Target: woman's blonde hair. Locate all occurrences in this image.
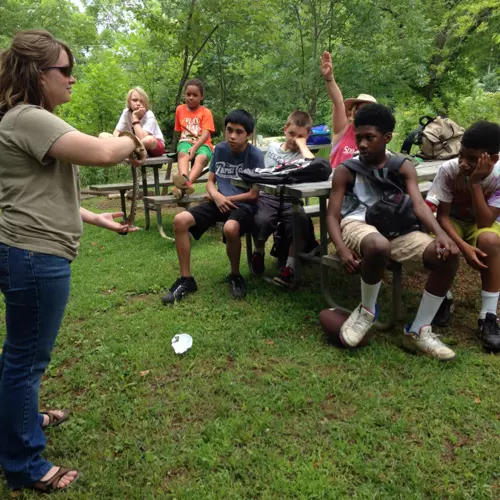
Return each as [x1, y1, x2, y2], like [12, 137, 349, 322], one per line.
[127, 87, 150, 111]
[0, 29, 74, 119]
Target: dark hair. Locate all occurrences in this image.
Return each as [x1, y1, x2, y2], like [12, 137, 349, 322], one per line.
[286, 110, 313, 130]
[185, 78, 204, 96]
[462, 121, 500, 154]
[0, 29, 74, 118]
[224, 109, 255, 134]
[354, 103, 396, 134]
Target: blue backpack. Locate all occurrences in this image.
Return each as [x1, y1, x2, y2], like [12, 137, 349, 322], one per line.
[307, 124, 331, 146]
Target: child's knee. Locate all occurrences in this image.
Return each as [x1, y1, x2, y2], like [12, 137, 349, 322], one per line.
[361, 234, 391, 259]
[477, 231, 500, 254]
[223, 220, 241, 239]
[173, 212, 193, 231]
[142, 136, 157, 149]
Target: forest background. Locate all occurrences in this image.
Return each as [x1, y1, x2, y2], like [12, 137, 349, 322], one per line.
[1, 0, 500, 186]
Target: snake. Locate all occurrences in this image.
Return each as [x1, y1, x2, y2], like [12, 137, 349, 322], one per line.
[98, 131, 145, 236]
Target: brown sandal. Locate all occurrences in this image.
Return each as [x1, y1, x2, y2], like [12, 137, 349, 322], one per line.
[32, 467, 79, 493]
[40, 409, 69, 429]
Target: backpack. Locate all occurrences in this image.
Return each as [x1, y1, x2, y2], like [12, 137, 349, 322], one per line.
[307, 124, 331, 146]
[341, 156, 422, 238]
[239, 158, 331, 185]
[401, 116, 464, 160]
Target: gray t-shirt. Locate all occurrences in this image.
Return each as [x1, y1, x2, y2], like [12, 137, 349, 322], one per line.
[265, 142, 301, 168]
[0, 105, 82, 260]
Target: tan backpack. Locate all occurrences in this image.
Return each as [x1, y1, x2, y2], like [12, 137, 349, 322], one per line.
[401, 116, 464, 160]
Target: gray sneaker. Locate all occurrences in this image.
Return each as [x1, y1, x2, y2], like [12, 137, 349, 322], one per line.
[403, 325, 456, 361]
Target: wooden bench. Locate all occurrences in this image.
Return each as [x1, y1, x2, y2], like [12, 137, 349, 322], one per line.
[142, 190, 208, 239]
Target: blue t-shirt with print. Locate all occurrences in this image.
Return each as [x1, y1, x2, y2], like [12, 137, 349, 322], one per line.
[209, 142, 264, 202]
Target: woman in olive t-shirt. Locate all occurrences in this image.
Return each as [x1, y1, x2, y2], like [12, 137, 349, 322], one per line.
[0, 30, 145, 493]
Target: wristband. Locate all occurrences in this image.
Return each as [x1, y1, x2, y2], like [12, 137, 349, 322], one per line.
[324, 78, 333, 82]
[132, 121, 140, 125]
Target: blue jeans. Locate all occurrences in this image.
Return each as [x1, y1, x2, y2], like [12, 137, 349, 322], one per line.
[0, 243, 71, 489]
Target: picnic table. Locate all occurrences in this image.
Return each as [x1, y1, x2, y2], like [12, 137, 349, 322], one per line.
[90, 155, 209, 238]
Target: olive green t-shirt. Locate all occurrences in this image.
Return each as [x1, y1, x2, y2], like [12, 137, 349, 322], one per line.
[0, 105, 82, 261]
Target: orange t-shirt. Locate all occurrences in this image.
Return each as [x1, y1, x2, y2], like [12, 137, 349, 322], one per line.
[174, 104, 215, 151]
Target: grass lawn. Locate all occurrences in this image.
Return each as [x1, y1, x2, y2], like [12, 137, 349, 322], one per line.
[1, 197, 499, 499]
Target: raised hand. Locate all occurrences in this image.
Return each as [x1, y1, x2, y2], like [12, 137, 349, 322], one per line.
[320, 51, 333, 80]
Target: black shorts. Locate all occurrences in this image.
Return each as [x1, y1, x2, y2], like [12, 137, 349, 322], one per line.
[252, 194, 308, 241]
[188, 201, 255, 240]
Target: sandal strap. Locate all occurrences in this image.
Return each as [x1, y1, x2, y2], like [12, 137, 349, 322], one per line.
[33, 467, 78, 492]
[41, 409, 69, 427]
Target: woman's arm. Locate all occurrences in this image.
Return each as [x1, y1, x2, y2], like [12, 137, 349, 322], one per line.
[49, 131, 140, 166]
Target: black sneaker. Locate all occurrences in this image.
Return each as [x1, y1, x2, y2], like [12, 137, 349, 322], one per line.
[273, 266, 294, 287]
[251, 252, 265, 276]
[162, 277, 197, 304]
[432, 297, 454, 327]
[477, 313, 500, 352]
[228, 274, 246, 299]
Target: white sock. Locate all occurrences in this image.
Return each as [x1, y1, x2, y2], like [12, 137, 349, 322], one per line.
[479, 290, 499, 319]
[409, 290, 444, 334]
[446, 290, 453, 300]
[361, 278, 381, 314]
[286, 256, 295, 269]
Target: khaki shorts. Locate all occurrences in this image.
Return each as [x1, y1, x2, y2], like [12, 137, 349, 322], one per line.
[341, 219, 434, 269]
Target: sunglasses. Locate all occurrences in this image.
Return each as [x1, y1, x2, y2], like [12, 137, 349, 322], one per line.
[41, 66, 73, 78]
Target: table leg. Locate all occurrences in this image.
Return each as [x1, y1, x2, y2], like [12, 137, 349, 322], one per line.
[119, 190, 127, 218]
[291, 200, 302, 290]
[319, 196, 328, 256]
[141, 166, 150, 230]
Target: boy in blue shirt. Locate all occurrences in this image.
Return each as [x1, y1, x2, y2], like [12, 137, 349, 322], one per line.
[162, 109, 264, 303]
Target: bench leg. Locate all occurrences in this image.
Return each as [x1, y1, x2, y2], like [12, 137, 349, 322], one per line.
[374, 264, 402, 331]
[319, 196, 328, 256]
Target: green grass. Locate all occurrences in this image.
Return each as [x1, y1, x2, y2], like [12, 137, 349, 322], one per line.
[1, 198, 499, 499]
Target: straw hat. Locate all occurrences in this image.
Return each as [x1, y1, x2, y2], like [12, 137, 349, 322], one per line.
[344, 93, 377, 114]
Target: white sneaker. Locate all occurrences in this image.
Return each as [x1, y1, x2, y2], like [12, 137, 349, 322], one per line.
[339, 303, 377, 347]
[402, 325, 456, 361]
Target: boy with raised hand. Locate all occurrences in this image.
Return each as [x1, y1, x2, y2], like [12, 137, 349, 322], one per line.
[162, 109, 264, 304]
[251, 110, 315, 286]
[326, 103, 460, 360]
[428, 121, 500, 352]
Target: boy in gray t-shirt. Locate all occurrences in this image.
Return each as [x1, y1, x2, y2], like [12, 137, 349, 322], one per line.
[251, 111, 315, 286]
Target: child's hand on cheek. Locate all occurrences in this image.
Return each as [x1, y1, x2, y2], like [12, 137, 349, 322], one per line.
[132, 107, 146, 120]
[470, 152, 494, 184]
[294, 137, 307, 149]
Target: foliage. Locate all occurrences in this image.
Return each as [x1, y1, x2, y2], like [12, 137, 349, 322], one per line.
[1, 0, 500, 146]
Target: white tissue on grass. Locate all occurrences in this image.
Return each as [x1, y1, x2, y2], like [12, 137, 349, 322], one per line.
[171, 333, 193, 354]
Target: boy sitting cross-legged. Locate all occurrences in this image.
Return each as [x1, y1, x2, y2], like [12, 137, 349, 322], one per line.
[162, 109, 264, 304]
[428, 121, 500, 352]
[251, 110, 315, 286]
[326, 103, 460, 360]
